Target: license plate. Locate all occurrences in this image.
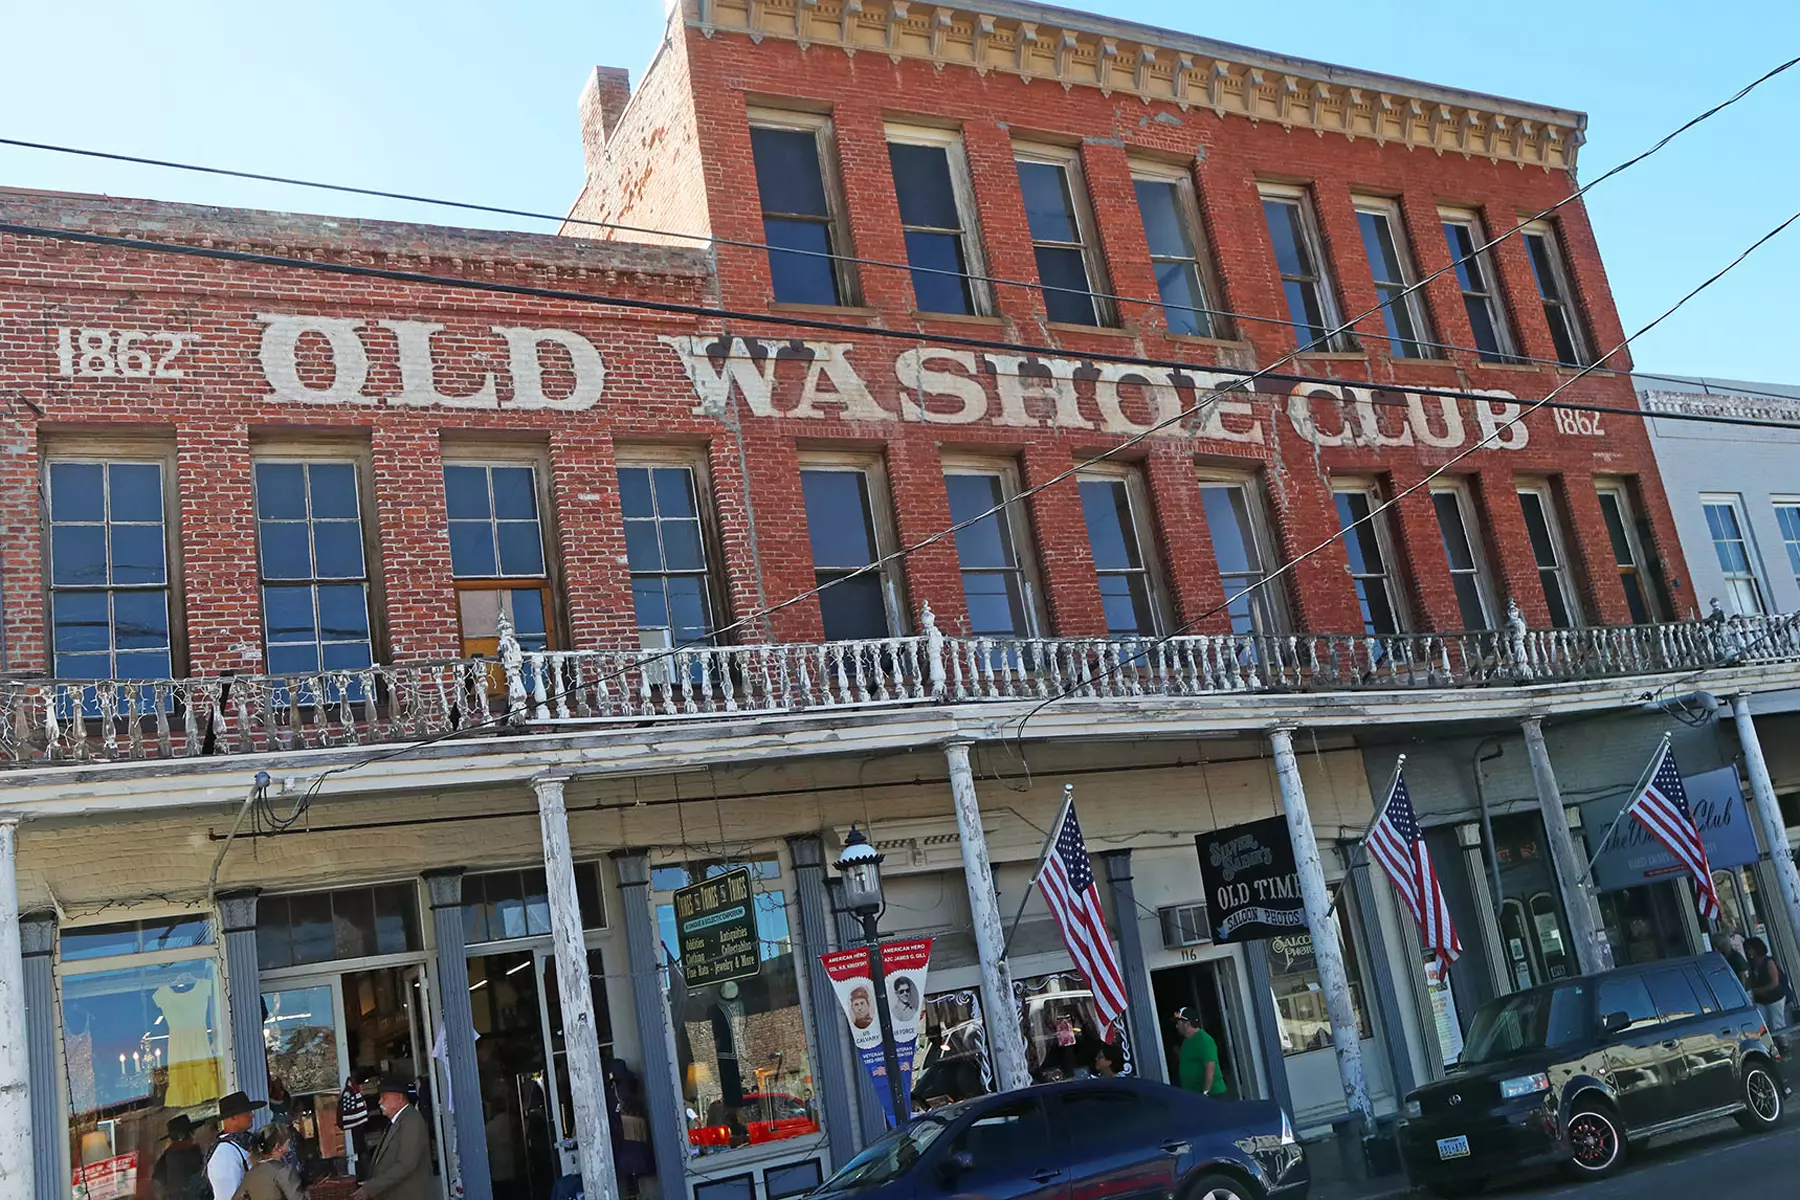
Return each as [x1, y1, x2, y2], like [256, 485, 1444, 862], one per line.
[1436, 1135, 1470, 1160]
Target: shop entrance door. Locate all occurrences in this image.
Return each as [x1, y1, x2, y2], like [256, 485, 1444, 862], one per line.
[1150, 960, 1254, 1099]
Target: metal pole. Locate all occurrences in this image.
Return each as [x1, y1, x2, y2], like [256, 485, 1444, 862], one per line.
[533, 777, 618, 1200]
[0, 819, 31, 1200]
[944, 741, 1032, 1091]
[1269, 726, 1374, 1135]
[1734, 695, 1800, 953]
[862, 916, 911, 1127]
[1003, 784, 1072, 957]
[1520, 718, 1612, 975]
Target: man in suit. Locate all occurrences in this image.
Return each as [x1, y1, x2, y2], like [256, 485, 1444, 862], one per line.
[354, 1073, 432, 1200]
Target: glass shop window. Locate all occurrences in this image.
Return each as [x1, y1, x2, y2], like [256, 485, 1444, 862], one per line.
[1266, 923, 1372, 1055]
[462, 864, 606, 943]
[256, 884, 422, 971]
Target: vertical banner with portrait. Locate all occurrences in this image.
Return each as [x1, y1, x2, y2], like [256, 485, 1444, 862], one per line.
[820, 937, 932, 1126]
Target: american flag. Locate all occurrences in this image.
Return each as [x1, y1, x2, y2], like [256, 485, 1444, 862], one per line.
[1038, 795, 1129, 1040]
[1627, 742, 1722, 920]
[1367, 771, 1463, 965]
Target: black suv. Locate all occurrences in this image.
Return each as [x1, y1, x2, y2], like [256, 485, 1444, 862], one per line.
[1398, 952, 1784, 1193]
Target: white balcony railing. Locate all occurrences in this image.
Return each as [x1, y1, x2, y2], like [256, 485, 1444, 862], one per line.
[2, 602, 1796, 768]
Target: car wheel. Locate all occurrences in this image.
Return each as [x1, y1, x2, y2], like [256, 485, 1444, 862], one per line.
[1735, 1060, 1784, 1131]
[1188, 1172, 1261, 1200]
[1564, 1103, 1626, 1179]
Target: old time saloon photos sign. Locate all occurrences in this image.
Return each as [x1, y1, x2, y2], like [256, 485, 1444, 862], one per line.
[673, 867, 761, 986]
[1195, 816, 1307, 943]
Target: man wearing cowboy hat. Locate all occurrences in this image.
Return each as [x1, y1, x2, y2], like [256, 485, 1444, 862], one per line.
[207, 1091, 266, 1199]
[151, 1114, 204, 1200]
[355, 1072, 431, 1200]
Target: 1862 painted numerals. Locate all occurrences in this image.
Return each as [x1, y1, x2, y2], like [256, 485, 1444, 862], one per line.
[53, 327, 197, 379]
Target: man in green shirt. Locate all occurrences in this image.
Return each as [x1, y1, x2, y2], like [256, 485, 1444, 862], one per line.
[1174, 1007, 1229, 1097]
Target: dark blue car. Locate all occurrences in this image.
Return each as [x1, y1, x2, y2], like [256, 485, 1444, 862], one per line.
[807, 1077, 1309, 1200]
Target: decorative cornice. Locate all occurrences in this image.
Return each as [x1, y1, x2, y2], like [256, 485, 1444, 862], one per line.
[688, 0, 1585, 169]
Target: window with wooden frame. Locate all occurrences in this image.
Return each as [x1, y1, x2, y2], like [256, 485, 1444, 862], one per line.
[1594, 480, 1664, 624]
[1014, 144, 1116, 327]
[1131, 161, 1230, 340]
[1516, 479, 1584, 628]
[942, 458, 1045, 637]
[1353, 196, 1435, 359]
[1429, 479, 1499, 630]
[617, 451, 723, 650]
[43, 444, 181, 684]
[443, 457, 555, 659]
[1196, 469, 1288, 635]
[1700, 493, 1767, 616]
[1521, 220, 1592, 367]
[1330, 478, 1410, 635]
[887, 123, 992, 317]
[1077, 465, 1168, 637]
[749, 108, 859, 307]
[1259, 184, 1353, 353]
[1440, 208, 1516, 363]
[798, 452, 905, 641]
[252, 455, 377, 680]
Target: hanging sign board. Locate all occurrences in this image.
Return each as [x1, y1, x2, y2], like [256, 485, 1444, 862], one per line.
[1195, 815, 1306, 942]
[673, 867, 761, 986]
[1580, 766, 1761, 893]
[821, 937, 933, 1127]
[1424, 956, 1464, 1065]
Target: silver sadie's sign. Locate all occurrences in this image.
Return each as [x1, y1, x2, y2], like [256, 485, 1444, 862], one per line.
[1195, 815, 1307, 943]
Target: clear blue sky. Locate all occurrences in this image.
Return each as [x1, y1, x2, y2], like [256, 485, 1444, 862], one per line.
[2, 0, 1795, 381]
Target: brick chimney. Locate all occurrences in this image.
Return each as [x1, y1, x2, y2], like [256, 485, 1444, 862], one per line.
[578, 66, 632, 180]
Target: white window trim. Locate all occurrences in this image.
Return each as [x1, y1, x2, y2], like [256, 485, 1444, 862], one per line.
[886, 122, 994, 317]
[1700, 492, 1769, 616]
[1130, 159, 1229, 340]
[1774, 495, 1800, 595]
[614, 446, 728, 650]
[1594, 480, 1661, 623]
[1258, 182, 1353, 353]
[1515, 479, 1584, 628]
[796, 449, 908, 637]
[1076, 462, 1172, 637]
[1520, 220, 1592, 367]
[747, 106, 860, 307]
[1439, 207, 1517, 361]
[1351, 196, 1435, 358]
[942, 456, 1047, 637]
[1429, 479, 1500, 629]
[1013, 143, 1117, 328]
[1195, 467, 1290, 633]
[1330, 477, 1411, 634]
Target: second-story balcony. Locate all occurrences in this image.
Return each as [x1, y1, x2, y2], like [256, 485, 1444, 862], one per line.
[3, 603, 1798, 770]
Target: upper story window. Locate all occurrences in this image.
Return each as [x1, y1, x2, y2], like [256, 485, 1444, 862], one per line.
[444, 460, 552, 658]
[800, 455, 904, 640]
[749, 111, 858, 307]
[45, 457, 174, 681]
[887, 125, 989, 316]
[944, 461, 1043, 637]
[1595, 481, 1662, 624]
[619, 456, 719, 649]
[1521, 221, 1591, 367]
[1131, 164, 1228, 339]
[1441, 209, 1516, 363]
[1517, 481, 1583, 628]
[1331, 480, 1409, 635]
[1198, 471, 1286, 635]
[1430, 479, 1499, 630]
[1260, 185, 1352, 353]
[254, 459, 375, 679]
[1015, 147, 1115, 327]
[1078, 467, 1166, 637]
[1776, 499, 1800, 596]
[1701, 494, 1766, 615]
[1354, 197, 1434, 359]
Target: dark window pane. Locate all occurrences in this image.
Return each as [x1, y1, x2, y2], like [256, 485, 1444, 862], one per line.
[576, 863, 606, 930]
[485, 870, 527, 939]
[497, 521, 545, 576]
[1153, 261, 1209, 337]
[50, 463, 105, 522]
[321, 640, 372, 672]
[1283, 280, 1328, 345]
[311, 521, 366, 579]
[511, 589, 549, 641]
[665, 576, 712, 642]
[373, 884, 419, 954]
[50, 525, 107, 586]
[751, 127, 830, 216]
[108, 463, 162, 518]
[1059, 1090, 1154, 1154]
[112, 591, 169, 649]
[819, 573, 890, 641]
[1201, 486, 1257, 575]
[1450, 575, 1488, 630]
[491, 466, 539, 520]
[52, 592, 110, 652]
[1622, 576, 1650, 626]
[950, 1099, 1051, 1171]
[1432, 493, 1476, 572]
[619, 467, 654, 518]
[1263, 200, 1309, 278]
[631, 579, 669, 629]
[264, 586, 317, 644]
[257, 462, 308, 521]
[60, 922, 141, 961]
[653, 468, 697, 518]
[1545, 306, 1581, 366]
[1098, 573, 1154, 635]
[1445, 223, 1482, 292]
[54, 652, 109, 679]
[963, 572, 1026, 636]
[764, 218, 841, 306]
[1464, 296, 1504, 360]
[259, 523, 313, 581]
[1358, 211, 1404, 285]
[333, 887, 376, 959]
[660, 520, 705, 571]
[802, 470, 878, 568]
[256, 898, 294, 971]
[623, 520, 663, 572]
[1518, 493, 1560, 569]
[1035, 247, 1096, 325]
[1079, 480, 1140, 571]
[267, 643, 321, 676]
[109, 524, 166, 586]
[1355, 578, 1399, 636]
[946, 475, 1012, 568]
[317, 585, 371, 641]
[449, 521, 497, 577]
[1017, 162, 1078, 243]
[1596, 975, 1658, 1030]
[1540, 569, 1572, 628]
[307, 463, 359, 519]
[904, 231, 974, 315]
[443, 465, 490, 520]
[1135, 180, 1193, 259]
[113, 648, 171, 680]
[889, 142, 961, 229]
[1597, 495, 1634, 566]
[1524, 233, 1560, 299]
[287, 892, 335, 966]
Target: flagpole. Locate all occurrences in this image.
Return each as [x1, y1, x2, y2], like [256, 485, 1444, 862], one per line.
[1327, 753, 1404, 918]
[1001, 783, 1074, 958]
[1578, 732, 1672, 885]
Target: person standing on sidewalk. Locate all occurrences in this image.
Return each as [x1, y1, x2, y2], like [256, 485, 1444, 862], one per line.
[1173, 1007, 1230, 1097]
[1745, 937, 1788, 1031]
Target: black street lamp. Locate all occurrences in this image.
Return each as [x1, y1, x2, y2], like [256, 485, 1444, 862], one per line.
[836, 827, 910, 1128]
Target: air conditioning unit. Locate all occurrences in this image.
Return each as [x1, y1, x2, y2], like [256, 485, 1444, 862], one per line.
[1158, 903, 1211, 949]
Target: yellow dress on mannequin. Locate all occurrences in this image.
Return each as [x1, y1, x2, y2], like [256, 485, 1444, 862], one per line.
[153, 977, 222, 1108]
